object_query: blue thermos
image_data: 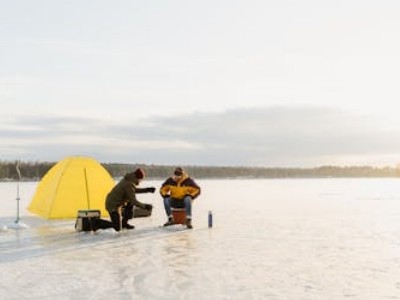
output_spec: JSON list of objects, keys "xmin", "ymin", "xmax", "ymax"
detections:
[{"xmin": 208, "ymin": 210, "xmax": 213, "ymax": 228}]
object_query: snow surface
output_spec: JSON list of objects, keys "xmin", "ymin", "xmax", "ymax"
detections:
[{"xmin": 2, "ymin": 179, "xmax": 400, "ymax": 299}]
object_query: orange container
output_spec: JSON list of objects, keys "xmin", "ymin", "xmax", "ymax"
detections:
[{"xmin": 172, "ymin": 208, "xmax": 186, "ymax": 224}]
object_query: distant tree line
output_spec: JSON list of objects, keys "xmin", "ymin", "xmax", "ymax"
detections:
[
  {"xmin": 0, "ymin": 160, "xmax": 400, "ymax": 181},
  {"xmin": 0, "ymin": 161, "xmax": 54, "ymax": 181}
]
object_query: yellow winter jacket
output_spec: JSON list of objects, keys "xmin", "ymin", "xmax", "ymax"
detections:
[{"xmin": 160, "ymin": 173, "xmax": 201, "ymax": 200}]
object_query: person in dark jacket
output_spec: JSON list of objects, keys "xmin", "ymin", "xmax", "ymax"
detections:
[
  {"xmin": 160, "ymin": 167, "xmax": 201, "ymax": 229},
  {"xmin": 94, "ymin": 168, "xmax": 155, "ymax": 232}
]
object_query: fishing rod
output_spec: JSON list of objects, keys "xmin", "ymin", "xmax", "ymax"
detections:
[
  {"xmin": 15, "ymin": 161, "xmax": 21, "ymax": 224},
  {"xmin": 7, "ymin": 160, "xmax": 29, "ymax": 230}
]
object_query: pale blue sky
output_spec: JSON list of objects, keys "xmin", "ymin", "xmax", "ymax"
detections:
[{"xmin": 1, "ymin": 1, "xmax": 400, "ymax": 167}]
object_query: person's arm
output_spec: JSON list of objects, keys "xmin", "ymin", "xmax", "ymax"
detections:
[
  {"xmin": 136, "ymin": 187, "xmax": 156, "ymax": 194},
  {"xmin": 126, "ymin": 184, "xmax": 147, "ymax": 209},
  {"xmin": 184, "ymin": 178, "xmax": 201, "ymax": 199},
  {"xmin": 160, "ymin": 178, "xmax": 173, "ymax": 197}
]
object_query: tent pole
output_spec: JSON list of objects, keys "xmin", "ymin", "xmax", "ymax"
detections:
[{"xmin": 84, "ymin": 168, "xmax": 90, "ymax": 209}]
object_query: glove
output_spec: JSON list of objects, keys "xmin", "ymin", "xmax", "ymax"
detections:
[
  {"xmin": 146, "ymin": 187, "xmax": 156, "ymax": 193},
  {"xmin": 144, "ymin": 204, "xmax": 153, "ymax": 211}
]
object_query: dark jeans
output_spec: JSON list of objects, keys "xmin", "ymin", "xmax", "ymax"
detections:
[
  {"xmin": 163, "ymin": 196, "xmax": 192, "ymax": 219},
  {"xmin": 95, "ymin": 211, "xmax": 122, "ymax": 231},
  {"xmin": 95, "ymin": 204, "xmax": 150, "ymax": 232}
]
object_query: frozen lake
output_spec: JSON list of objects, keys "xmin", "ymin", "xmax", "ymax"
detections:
[{"xmin": 1, "ymin": 178, "xmax": 400, "ymax": 299}]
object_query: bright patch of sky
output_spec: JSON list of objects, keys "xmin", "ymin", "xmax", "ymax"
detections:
[{"xmin": 1, "ymin": 0, "xmax": 400, "ymax": 166}]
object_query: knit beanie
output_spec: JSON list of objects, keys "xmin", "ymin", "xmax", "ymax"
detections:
[
  {"xmin": 134, "ymin": 168, "xmax": 145, "ymax": 179},
  {"xmin": 174, "ymin": 167, "xmax": 183, "ymax": 176}
]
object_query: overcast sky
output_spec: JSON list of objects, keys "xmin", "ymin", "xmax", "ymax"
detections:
[{"xmin": 1, "ymin": 1, "xmax": 400, "ymax": 167}]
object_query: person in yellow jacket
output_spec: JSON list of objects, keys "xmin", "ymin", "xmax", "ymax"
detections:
[{"xmin": 160, "ymin": 167, "xmax": 201, "ymax": 229}]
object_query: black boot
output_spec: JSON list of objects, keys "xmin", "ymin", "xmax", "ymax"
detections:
[
  {"xmin": 123, "ymin": 223, "xmax": 135, "ymax": 230},
  {"xmin": 163, "ymin": 216, "xmax": 174, "ymax": 227},
  {"xmin": 186, "ymin": 218, "xmax": 193, "ymax": 229},
  {"xmin": 122, "ymin": 219, "xmax": 135, "ymax": 230}
]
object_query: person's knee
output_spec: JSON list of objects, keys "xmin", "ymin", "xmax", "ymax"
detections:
[
  {"xmin": 163, "ymin": 197, "xmax": 172, "ymax": 209},
  {"xmin": 122, "ymin": 205, "xmax": 133, "ymax": 220},
  {"xmin": 184, "ymin": 196, "xmax": 192, "ymax": 205}
]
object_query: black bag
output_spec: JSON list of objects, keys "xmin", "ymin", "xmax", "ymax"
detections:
[
  {"xmin": 133, "ymin": 206, "xmax": 152, "ymax": 218},
  {"xmin": 122, "ymin": 204, "xmax": 152, "ymax": 219}
]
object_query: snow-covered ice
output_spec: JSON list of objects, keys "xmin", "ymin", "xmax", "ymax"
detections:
[{"xmin": 2, "ymin": 178, "xmax": 400, "ymax": 299}]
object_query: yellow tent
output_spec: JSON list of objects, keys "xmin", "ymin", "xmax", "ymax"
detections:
[{"xmin": 28, "ymin": 156, "xmax": 115, "ymax": 219}]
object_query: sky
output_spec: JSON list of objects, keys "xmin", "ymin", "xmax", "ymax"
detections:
[{"xmin": 1, "ymin": 0, "xmax": 400, "ymax": 167}]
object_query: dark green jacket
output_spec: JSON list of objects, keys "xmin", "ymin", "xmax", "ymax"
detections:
[{"xmin": 105, "ymin": 172, "xmax": 146, "ymax": 213}]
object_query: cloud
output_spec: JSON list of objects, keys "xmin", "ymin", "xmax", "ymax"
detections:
[{"xmin": 0, "ymin": 106, "xmax": 399, "ymax": 167}]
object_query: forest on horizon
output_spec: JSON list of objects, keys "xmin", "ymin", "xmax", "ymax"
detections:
[{"xmin": 0, "ymin": 160, "xmax": 399, "ymax": 181}]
